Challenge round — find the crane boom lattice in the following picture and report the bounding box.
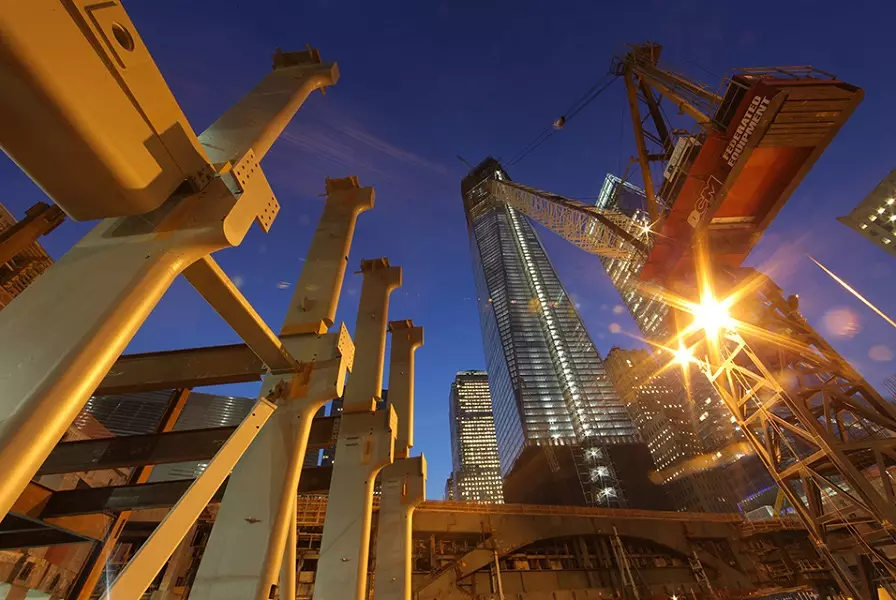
[486,180,648,260]
[689,268,896,591]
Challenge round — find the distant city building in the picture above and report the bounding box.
[838,166,896,257]
[444,476,456,501]
[461,159,659,509]
[448,371,504,503]
[0,202,59,310]
[604,348,736,513]
[594,175,671,340]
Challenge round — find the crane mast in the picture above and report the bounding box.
[487,44,895,599]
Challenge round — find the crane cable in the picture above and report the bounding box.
[506,74,619,167]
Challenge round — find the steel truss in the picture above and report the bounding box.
[683,267,896,598]
[487,179,648,260]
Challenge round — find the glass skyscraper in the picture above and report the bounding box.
[461,158,641,508]
[447,371,504,503]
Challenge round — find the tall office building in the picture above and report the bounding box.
[461,159,662,509]
[444,476,457,501]
[838,166,896,257]
[594,175,671,341]
[447,371,504,503]
[604,348,736,513]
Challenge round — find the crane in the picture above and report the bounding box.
[483,43,896,599]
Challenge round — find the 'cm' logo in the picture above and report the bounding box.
[687,176,723,229]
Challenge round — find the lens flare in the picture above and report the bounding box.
[671,343,695,366]
[691,294,733,337]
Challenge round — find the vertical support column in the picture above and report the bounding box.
[315,259,402,600]
[342,259,402,413]
[190,178,373,600]
[0,234,207,520]
[373,320,425,600]
[385,320,423,459]
[282,177,374,335]
[372,457,426,600]
[279,495,297,600]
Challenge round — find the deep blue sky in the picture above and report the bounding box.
[3,0,896,498]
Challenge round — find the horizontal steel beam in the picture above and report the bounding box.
[41,467,334,518]
[39,417,338,475]
[2,482,111,547]
[96,344,267,395]
[0,514,87,549]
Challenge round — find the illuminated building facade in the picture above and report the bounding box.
[839,166,896,256]
[604,348,736,512]
[594,175,670,340]
[462,159,644,508]
[447,371,504,503]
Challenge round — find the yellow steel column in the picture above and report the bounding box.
[373,320,425,600]
[189,179,372,600]
[314,259,402,600]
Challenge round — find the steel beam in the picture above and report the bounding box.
[681,267,896,598]
[38,416,338,475]
[316,259,401,599]
[0,202,65,266]
[36,467,334,519]
[183,256,298,373]
[97,344,266,395]
[386,320,424,458]
[0,168,284,525]
[0,519,86,550]
[316,409,397,600]
[373,320,425,600]
[281,177,375,335]
[343,258,402,413]
[198,48,338,166]
[8,481,110,542]
[373,456,426,600]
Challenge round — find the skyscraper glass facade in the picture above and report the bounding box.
[448,371,504,503]
[462,158,638,507]
[594,175,670,341]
